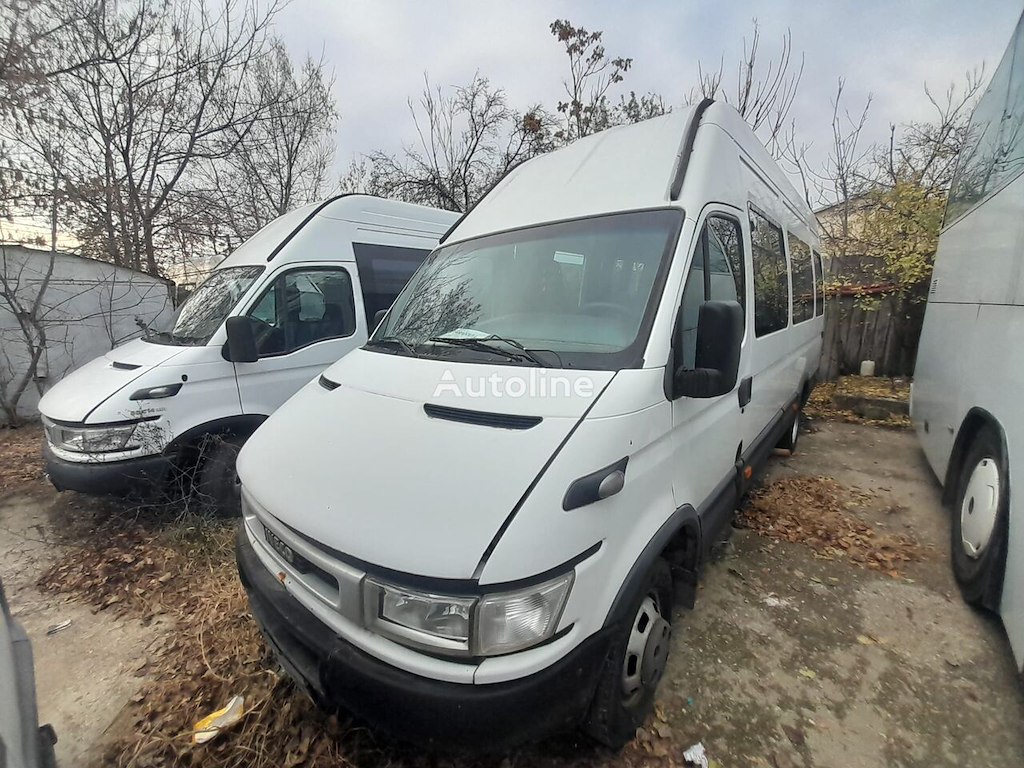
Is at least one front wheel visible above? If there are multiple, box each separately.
[582,558,673,749]
[195,433,246,517]
[951,426,1009,609]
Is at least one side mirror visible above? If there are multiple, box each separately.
[674,300,743,399]
[224,316,259,363]
[372,308,388,331]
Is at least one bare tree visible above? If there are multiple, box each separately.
[549,19,666,142]
[4,0,292,276]
[691,19,803,157]
[345,74,556,212]
[200,40,338,242]
[550,19,630,141]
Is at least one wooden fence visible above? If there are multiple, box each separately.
[818,292,924,379]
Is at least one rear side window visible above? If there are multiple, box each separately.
[677,215,745,369]
[788,233,814,324]
[749,208,789,337]
[352,243,431,326]
[813,250,825,316]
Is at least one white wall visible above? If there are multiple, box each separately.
[0,245,174,423]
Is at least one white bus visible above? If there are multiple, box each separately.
[912,11,1024,672]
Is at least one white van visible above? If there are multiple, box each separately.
[235,102,825,749]
[38,196,458,514]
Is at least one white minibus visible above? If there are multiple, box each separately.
[912,11,1024,673]
[236,102,825,748]
[38,196,458,515]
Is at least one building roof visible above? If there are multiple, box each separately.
[0,241,174,284]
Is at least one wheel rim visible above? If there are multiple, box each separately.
[790,411,800,445]
[961,456,1000,558]
[621,593,670,705]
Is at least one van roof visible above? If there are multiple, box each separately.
[445,102,814,245]
[217,195,459,269]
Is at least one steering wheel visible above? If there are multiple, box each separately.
[580,302,631,322]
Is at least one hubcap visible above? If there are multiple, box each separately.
[621,594,671,704]
[961,457,1000,558]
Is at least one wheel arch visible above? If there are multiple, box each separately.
[603,505,701,627]
[944,407,1010,506]
[799,376,814,407]
[164,414,269,457]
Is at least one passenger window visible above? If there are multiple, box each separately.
[677,215,745,369]
[788,233,814,324]
[813,250,825,317]
[247,268,356,356]
[352,243,431,326]
[749,208,789,337]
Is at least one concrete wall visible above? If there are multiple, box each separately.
[0,245,174,423]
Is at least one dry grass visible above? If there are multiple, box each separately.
[37,501,673,768]
[738,475,925,576]
[805,376,911,429]
[0,422,46,491]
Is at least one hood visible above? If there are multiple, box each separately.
[237,349,614,580]
[38,339,185,423]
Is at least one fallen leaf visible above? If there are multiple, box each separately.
[782,724,806,747]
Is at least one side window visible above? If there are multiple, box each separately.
[678,215,745,369]
[749,208,789,337]
[247,268,355,356]
[352,243,431,326]
[788,233,814,324]
[813,250,825,317]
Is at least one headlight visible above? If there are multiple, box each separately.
[44,420,141,454]
[362,572,573,657]
[475,574,574,655]
[364,581,475,653]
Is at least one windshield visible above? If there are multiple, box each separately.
[146,265,264,346]
[370,209,681,369]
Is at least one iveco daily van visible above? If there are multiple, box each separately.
[38,196,458,514]
[236,102,825,749]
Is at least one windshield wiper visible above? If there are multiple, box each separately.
[143,329,173,343]
[366,336,418,356]
[428,335,548,367]
[481,334,562,368]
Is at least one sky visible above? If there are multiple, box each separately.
[270,0,1023,196]
[12,1,1017,258]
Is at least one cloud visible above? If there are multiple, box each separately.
[272,0,1021,188]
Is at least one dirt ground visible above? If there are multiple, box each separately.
[658,420,1024,767]
[2,419,1023,767]
[0,484,161,767]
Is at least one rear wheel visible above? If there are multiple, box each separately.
[195,433,246,517]
[951,426,1009,608]
[776,404,801,453]
[582,558,673,749]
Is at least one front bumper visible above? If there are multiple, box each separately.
[236,527,612,751]
[43,441,173,496]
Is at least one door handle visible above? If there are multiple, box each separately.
[738,376,752,408]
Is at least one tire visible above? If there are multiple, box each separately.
[776,404,801,452]
[582,558,673,749]
[195,433,246,517]
[951,425,1009,609]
